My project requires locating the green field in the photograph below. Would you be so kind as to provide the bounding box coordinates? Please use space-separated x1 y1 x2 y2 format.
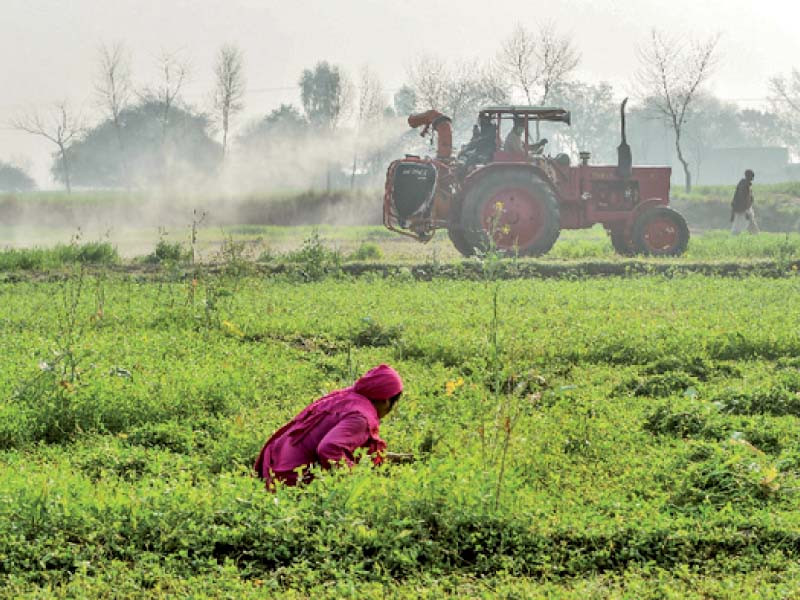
2 183 800 257
2 227 800 597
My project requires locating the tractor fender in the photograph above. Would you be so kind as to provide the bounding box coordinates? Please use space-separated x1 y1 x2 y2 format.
631 197 670 220
462 163 561 200
605 197 670 236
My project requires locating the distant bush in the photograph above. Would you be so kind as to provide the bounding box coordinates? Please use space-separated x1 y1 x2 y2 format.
71 241 119 264
347 241 383 261
142 239 191 264
0 242 119 270
0 161 36 192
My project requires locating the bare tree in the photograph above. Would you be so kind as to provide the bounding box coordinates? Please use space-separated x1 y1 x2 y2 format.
351 66 385 187
407 54 450 113
498 24 538 105
96 42 132 185
536 24 581 105
407 55 508 128
637 30 719 192
475 61 511 106
356 66 385 126
148 50 190 141
498 23 579 104
11 103 82 193
212 44 246 159
769 69 800 114
498 23 579 138
768 69 800 157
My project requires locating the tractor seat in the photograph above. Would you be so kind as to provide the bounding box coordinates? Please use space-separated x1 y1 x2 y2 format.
554 153 571 167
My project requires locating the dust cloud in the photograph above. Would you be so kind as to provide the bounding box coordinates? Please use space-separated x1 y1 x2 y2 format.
0 115 432 255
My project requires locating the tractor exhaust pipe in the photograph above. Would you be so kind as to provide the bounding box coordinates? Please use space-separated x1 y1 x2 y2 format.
408 110 453 160
617 98 632 179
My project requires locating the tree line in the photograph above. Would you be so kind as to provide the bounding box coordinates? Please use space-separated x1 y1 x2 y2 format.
5 24 800 193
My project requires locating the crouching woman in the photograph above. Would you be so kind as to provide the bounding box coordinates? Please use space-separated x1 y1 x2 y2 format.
254 364 404 489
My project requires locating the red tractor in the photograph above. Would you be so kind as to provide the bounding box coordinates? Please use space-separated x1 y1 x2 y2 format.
383 101 689 257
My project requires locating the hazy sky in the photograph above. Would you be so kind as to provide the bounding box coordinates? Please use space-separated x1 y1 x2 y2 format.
3 0 800 185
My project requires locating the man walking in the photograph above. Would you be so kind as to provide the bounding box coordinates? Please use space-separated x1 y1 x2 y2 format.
731 169 759 235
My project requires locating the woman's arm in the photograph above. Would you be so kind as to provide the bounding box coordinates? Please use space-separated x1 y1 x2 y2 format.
316 414 371 468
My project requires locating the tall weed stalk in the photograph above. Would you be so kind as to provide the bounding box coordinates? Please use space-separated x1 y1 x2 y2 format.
480 202 522 510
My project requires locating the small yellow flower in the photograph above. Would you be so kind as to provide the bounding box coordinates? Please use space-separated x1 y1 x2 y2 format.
760 466 780 493
222 320 244 338
445 377 464 396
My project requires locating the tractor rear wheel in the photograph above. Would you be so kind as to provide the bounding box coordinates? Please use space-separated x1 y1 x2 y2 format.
460 170 561 257
632 207 689 256
608 226 635 256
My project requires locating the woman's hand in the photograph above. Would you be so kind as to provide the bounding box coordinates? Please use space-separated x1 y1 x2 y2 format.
384 451 415 464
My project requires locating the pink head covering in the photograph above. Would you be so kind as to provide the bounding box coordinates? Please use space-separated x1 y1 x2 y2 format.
353 364 403 400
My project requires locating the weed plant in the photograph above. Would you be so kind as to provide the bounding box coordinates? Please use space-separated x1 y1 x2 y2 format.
283 229 342 281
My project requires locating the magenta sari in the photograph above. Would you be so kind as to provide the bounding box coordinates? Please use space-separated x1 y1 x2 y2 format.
254 364 403 488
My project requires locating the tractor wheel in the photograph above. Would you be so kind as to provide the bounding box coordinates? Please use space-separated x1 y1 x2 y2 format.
447 227 477 257
461 170 561 257
632 207 689 256
608 226 635 256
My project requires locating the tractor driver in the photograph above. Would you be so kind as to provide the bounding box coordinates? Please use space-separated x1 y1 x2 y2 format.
459 114 497 167
505 116 548 156
504 116 525 154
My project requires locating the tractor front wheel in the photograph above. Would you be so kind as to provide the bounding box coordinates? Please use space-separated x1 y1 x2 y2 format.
632 207 689 256
460 170 561 257
447 227 476 257
608 226 635 256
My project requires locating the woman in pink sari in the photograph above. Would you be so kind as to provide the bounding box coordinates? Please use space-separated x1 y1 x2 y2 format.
254 364 405 488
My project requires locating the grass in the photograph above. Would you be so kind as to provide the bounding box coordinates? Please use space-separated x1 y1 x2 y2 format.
2 261 800 595
0 242 119 270
2 226 800 270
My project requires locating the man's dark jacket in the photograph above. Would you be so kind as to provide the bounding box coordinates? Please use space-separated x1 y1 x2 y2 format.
731 178 753 213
